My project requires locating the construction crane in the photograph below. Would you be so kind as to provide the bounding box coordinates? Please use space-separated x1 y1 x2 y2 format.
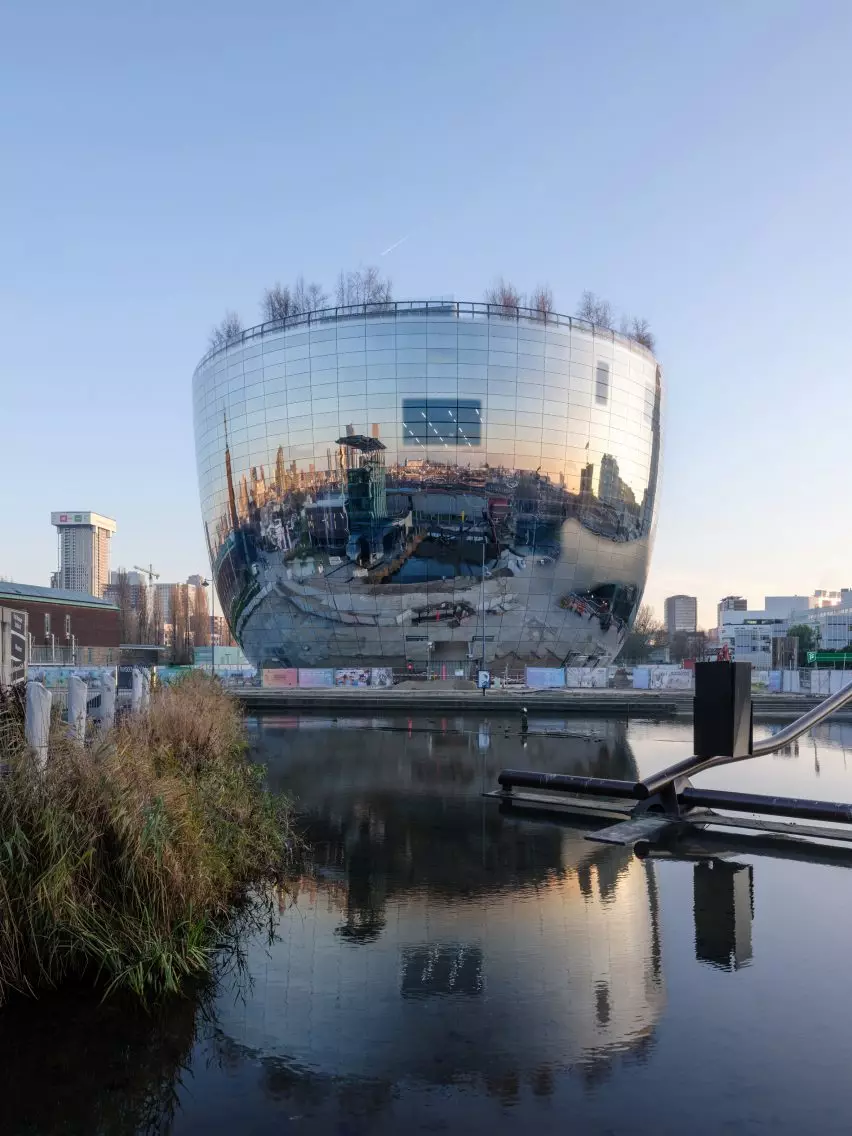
133 564 160 585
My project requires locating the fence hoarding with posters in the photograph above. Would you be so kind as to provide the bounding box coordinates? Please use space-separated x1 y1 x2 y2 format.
525 667 566 689
298 668 335 688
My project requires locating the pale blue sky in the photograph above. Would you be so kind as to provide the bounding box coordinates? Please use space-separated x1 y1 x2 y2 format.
2 0 850 627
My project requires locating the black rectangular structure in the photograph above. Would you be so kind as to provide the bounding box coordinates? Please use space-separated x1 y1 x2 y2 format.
694 862 753 971
693 661 752 759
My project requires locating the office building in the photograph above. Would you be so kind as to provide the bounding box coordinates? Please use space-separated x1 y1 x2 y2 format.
717 589 852 663
193 299 663 669
664 594 697 636
51 511 116 597
717 595 747 629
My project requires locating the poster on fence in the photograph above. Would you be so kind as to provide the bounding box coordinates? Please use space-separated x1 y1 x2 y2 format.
525 667 566 688
768 670 783 692
28 666 116 690
262 668 298 688
335 667 372 687
564 667 609 688
632 667 650 689
751 669 770 691
298 668 334 688
155 666 194 686
371 667 394 688
658 669 693 690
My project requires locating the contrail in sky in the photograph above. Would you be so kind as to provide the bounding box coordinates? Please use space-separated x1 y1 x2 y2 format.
380 233 411 256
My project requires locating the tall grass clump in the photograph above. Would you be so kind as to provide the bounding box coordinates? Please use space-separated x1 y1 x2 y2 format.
0 672 294 1006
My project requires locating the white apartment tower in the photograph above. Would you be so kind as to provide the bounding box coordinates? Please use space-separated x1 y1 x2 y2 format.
51 511 117 597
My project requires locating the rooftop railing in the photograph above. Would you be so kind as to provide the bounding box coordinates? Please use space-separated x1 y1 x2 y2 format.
195 299 657 373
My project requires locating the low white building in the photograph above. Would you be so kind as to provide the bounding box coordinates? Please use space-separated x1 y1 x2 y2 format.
718 590 852 663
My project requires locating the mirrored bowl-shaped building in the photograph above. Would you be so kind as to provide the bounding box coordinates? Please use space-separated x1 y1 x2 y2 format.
192 301 662 671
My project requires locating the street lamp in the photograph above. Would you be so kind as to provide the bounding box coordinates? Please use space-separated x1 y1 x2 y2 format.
201 578 216 679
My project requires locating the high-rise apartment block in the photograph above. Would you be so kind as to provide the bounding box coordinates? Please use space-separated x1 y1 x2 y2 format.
51 512 116 597
664 594 698 636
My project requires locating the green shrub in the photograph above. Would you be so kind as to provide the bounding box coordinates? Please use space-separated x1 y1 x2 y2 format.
0 672 294 1005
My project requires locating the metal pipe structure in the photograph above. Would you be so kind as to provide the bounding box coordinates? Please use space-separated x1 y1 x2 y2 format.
638 679 852 799
678 786 852 825
498 769 638 799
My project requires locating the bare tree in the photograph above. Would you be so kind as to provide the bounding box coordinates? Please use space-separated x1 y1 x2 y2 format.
293 275 329 314
193 583 210 647
576 291 614 330
306 281 329 313
136 581 150 644
114 569 134 643
530 284 554 320
623 602 664 662
630 317 655 352
336 267 393 306
633 603 662 636
182 585 192 660
261 283 294 322
151 585 164 646
208 311 243 349
169 585 181 663
484 277 523 315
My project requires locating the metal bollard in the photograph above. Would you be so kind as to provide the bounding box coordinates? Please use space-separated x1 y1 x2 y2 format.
25 681 52 770
67 676 87 744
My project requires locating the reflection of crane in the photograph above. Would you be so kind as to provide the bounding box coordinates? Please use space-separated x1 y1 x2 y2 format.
134 564 160 585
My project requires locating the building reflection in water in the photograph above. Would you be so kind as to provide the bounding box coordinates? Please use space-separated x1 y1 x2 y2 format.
694 861 754 971
209 716 666 1092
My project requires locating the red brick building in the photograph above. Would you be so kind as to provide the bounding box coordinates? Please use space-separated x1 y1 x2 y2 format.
0 582 120 664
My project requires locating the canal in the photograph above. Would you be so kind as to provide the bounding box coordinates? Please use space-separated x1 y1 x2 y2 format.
5 713 852 1134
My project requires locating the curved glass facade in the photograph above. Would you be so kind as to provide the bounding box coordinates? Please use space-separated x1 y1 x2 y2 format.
192 301 662 671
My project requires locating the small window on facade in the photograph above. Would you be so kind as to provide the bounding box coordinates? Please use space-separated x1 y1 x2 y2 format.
595 361 610 405
65 614 71 638
44 613 51 638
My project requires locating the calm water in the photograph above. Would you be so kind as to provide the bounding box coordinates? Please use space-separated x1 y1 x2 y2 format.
6 713 852 1135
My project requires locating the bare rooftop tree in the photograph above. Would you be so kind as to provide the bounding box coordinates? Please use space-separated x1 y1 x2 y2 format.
630 317 655 352
530 284 554 320
293 276 329 315
261 283 294 322
336 267 393 307
262 278 329 322
576 291 614 330
484 277 523 315
208 311 243 350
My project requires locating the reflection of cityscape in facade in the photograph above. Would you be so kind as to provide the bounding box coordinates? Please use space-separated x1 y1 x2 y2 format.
193 301 663 668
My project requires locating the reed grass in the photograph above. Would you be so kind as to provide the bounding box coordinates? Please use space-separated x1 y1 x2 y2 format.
0 672 294 1006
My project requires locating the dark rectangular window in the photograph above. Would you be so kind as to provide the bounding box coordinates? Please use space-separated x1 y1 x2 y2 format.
65 614 71 638
44 613 51 638
595 361 610 405
402 398 482 446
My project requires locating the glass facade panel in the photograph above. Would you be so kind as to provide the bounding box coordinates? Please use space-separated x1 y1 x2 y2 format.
193 304 662 670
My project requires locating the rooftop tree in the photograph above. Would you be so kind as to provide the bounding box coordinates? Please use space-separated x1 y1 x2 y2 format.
336 266 392 306
208 311 243 350
576 290 614 330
